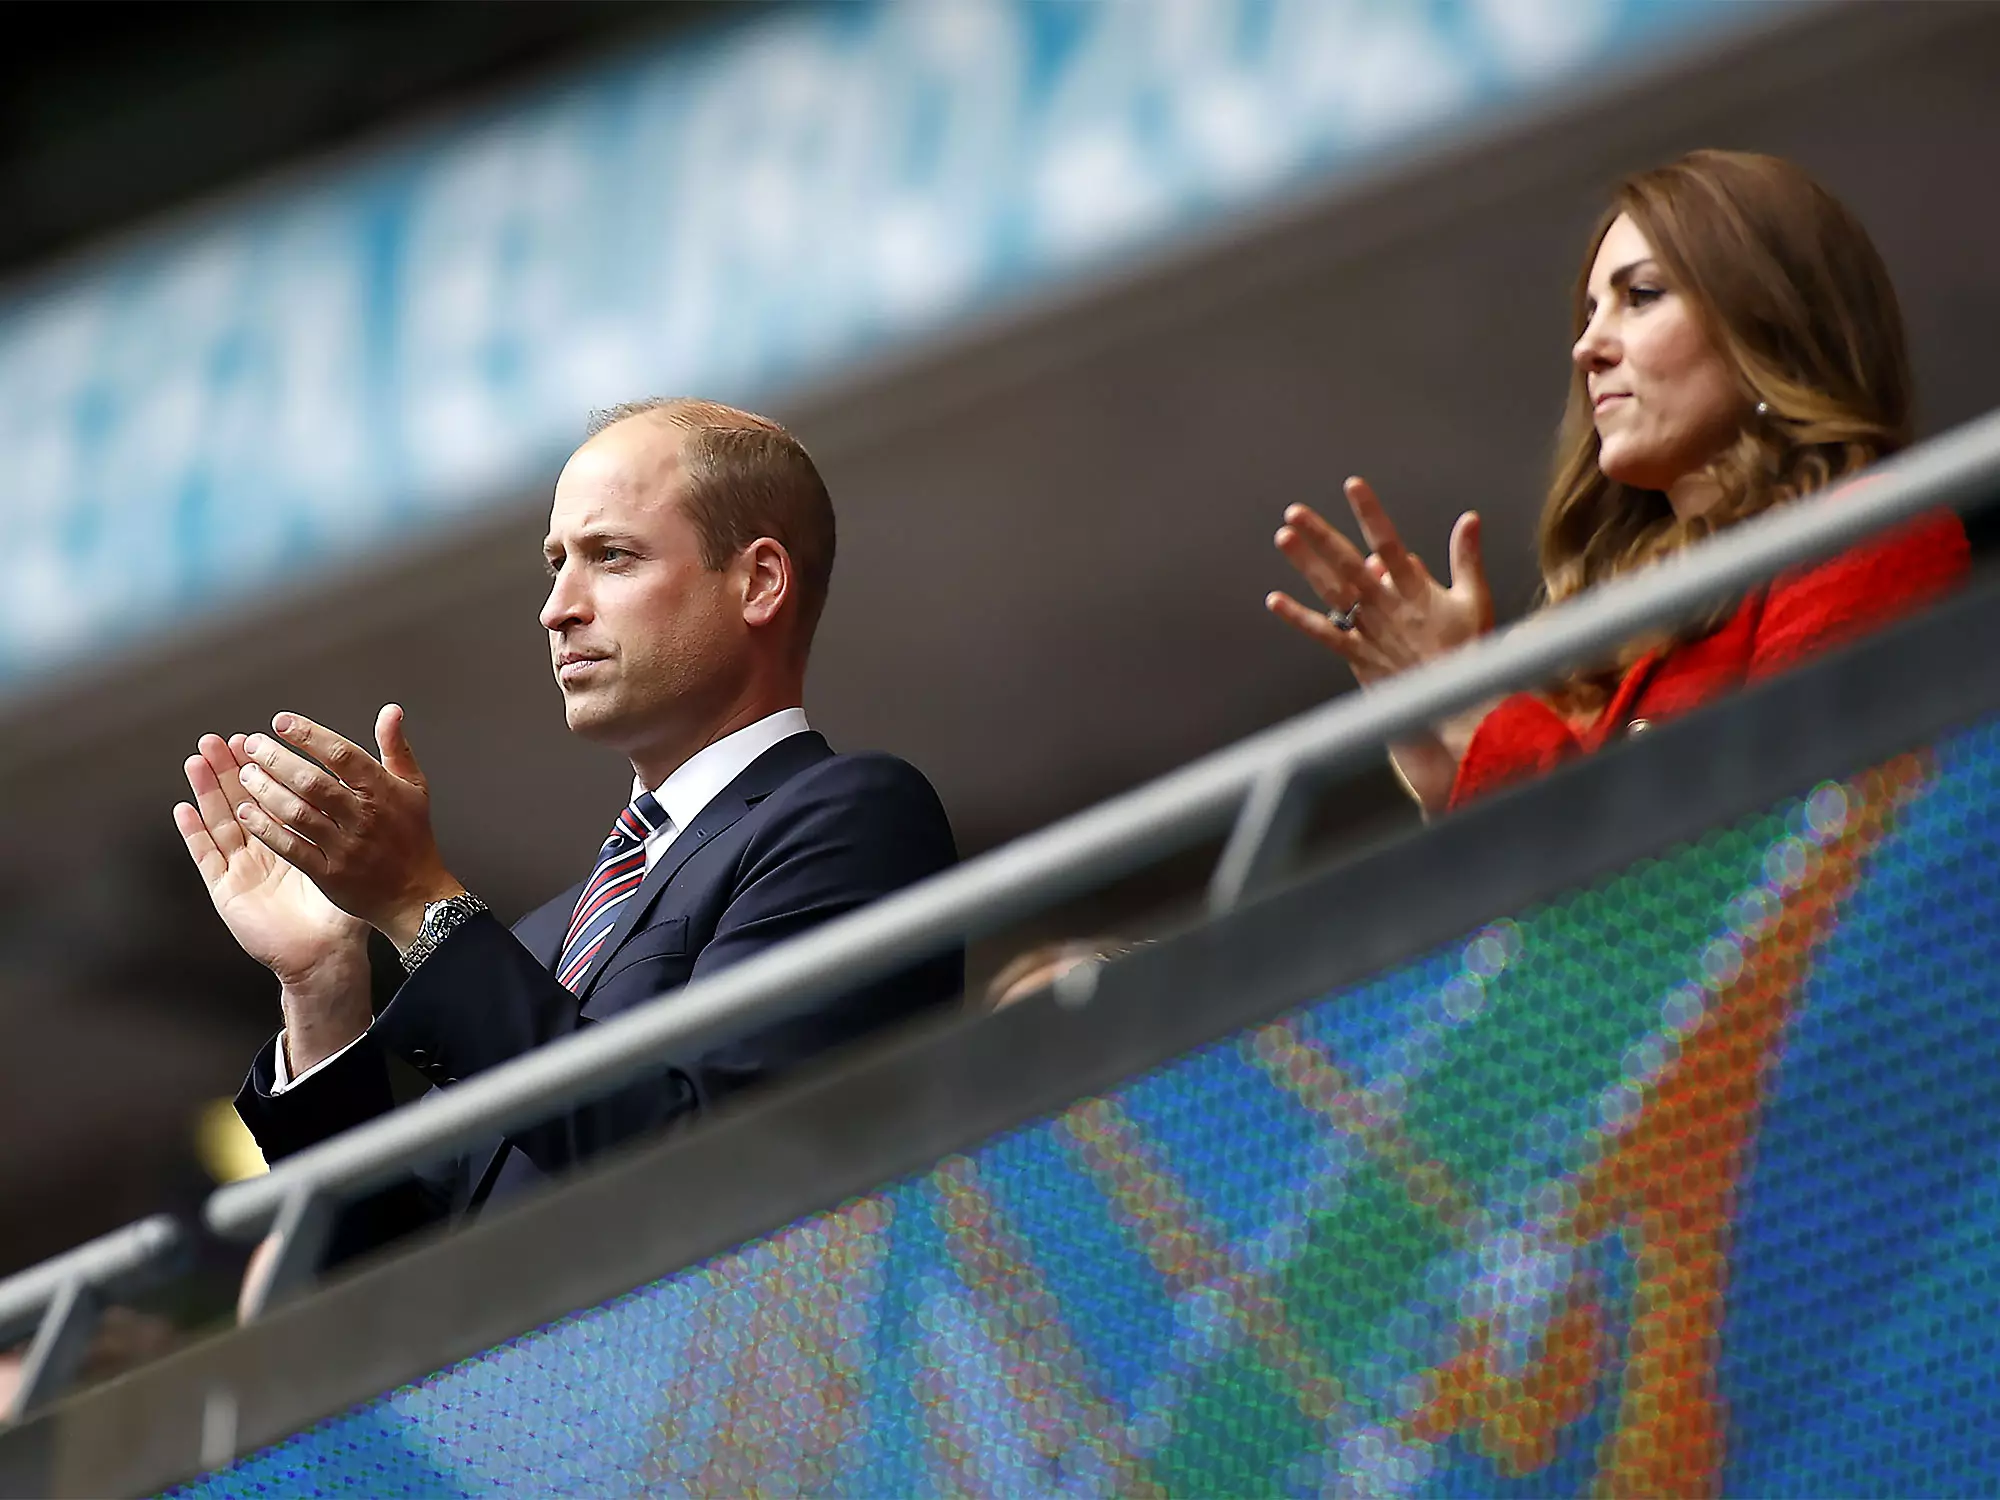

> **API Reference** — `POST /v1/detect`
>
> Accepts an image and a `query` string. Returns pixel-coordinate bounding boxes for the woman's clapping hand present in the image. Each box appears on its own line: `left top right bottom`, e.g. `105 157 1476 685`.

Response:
1265 477 1498 813
1265 477 1493 681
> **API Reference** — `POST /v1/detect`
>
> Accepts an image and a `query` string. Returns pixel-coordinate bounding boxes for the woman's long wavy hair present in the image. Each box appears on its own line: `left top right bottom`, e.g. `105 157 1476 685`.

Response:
1540 150 1912 712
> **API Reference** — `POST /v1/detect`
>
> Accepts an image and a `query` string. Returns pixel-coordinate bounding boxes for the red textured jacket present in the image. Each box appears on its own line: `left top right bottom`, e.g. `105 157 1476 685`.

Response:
1449 509 1970 809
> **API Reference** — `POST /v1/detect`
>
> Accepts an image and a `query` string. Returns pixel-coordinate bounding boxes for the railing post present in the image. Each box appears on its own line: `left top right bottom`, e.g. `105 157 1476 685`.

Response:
237 1187 334 1323
1208 760 1318 914
0 1214 187 1422
4 1278 101 1425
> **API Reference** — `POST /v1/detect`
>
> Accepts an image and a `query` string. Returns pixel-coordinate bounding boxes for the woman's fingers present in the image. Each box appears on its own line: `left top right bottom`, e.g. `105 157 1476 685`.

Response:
1265 590 1368 656
1446 511 1495 629
1276 504 1387 613
1344 478 1427 598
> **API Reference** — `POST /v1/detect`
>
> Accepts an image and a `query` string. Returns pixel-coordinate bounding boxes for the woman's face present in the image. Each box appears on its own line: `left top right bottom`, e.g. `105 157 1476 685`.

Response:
1574 213 1743 501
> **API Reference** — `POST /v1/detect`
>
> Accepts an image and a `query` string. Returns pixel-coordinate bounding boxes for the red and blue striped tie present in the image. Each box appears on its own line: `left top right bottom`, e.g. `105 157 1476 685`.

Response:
556 791 667 992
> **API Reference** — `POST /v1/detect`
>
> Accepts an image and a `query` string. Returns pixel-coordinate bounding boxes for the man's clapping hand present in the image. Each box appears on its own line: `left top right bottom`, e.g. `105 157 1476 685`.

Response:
175 734 373 1072
229 704 465 952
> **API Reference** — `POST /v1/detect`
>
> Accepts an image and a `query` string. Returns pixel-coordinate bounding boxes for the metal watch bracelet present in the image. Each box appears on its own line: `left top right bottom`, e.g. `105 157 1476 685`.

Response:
397 892 490 974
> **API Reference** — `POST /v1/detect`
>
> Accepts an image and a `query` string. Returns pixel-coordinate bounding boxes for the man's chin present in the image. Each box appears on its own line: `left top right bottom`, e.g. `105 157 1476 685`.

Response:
560 691 624 742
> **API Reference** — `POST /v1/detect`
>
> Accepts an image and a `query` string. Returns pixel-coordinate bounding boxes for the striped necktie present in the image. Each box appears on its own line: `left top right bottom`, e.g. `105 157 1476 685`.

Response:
556 790 668 992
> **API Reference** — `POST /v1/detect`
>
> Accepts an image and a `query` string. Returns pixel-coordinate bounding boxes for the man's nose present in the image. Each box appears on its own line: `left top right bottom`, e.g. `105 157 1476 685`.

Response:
540 570 588 632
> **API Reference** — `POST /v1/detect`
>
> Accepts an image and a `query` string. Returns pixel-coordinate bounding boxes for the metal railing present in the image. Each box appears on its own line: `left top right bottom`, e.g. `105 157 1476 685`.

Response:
0 1217 187 1424
4 404 1998 1415
205 405 2000 1293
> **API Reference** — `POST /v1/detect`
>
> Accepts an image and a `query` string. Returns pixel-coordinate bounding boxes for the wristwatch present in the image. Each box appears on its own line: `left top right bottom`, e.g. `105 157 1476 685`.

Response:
398 892 490 973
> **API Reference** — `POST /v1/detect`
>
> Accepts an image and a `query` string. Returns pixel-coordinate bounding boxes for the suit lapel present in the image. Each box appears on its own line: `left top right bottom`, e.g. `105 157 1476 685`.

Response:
570 799 740 1002
568 732 832 1002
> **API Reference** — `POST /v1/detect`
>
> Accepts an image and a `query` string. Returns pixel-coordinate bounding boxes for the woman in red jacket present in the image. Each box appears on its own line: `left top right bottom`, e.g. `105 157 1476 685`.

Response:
1267 150 1969 813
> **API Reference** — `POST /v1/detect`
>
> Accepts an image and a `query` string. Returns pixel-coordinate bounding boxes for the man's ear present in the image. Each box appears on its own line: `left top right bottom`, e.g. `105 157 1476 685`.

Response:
739 537 793 629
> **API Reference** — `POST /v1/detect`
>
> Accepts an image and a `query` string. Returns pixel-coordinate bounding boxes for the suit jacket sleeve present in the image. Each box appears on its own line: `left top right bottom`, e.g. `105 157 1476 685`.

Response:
231 913 638 1266
233 1028 453 1265
363 911 697 1177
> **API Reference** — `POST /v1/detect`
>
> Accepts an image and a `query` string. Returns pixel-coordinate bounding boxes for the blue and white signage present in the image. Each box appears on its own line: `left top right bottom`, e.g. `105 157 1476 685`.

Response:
0 0 1772 686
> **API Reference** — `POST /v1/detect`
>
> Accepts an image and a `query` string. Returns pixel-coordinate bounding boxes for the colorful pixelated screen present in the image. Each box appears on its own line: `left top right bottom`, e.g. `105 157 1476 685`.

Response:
171 721 2000 1497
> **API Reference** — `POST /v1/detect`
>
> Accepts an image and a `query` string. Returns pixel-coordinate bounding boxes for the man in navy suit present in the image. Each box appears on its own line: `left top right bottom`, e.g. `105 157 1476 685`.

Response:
174 398 960 1256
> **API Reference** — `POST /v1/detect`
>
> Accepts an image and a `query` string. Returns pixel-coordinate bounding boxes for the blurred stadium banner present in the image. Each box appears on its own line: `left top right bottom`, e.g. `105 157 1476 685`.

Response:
9 528 1997 1497
0 0 1781 691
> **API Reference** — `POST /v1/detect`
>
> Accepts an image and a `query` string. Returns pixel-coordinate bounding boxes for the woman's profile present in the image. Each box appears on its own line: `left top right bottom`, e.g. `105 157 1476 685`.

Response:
1268 149 1969 812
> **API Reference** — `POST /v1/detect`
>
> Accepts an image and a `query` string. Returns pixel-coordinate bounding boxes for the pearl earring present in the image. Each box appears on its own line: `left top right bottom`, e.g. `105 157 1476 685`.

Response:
1755 401 1772 417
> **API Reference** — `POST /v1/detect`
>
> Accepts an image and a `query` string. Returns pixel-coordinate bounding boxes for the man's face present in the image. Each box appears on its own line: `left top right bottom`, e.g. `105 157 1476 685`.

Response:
540 420 742 753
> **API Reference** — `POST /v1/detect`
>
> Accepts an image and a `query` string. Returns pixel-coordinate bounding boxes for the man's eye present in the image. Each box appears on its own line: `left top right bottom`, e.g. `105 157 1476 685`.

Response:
544 558 561 578
602 547 628 563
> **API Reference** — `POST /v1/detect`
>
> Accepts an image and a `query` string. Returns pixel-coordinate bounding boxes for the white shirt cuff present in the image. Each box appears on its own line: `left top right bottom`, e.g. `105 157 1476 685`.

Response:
269 1030 368 1095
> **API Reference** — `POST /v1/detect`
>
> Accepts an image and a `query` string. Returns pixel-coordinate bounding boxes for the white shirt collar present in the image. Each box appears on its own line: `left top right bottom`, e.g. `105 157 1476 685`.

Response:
634 707 811 836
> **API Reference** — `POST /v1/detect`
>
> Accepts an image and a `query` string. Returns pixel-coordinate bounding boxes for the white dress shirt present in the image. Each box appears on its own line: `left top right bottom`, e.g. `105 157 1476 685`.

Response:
270 708 811 1093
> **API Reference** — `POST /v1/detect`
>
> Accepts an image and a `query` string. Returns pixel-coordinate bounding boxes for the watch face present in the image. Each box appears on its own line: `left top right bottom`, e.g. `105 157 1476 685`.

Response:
424 894 483 927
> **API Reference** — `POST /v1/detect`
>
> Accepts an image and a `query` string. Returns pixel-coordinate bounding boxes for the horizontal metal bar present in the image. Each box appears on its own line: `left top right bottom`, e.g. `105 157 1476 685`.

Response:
204 405 2000 1240
0 1217 187 1348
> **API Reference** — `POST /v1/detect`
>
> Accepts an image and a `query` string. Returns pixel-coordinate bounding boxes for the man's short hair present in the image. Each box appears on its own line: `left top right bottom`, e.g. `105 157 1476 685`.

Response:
588 397 837 649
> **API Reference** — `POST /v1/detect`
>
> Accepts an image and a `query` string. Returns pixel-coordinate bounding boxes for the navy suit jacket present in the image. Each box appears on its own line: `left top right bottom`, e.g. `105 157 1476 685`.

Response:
234 732 961 1261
